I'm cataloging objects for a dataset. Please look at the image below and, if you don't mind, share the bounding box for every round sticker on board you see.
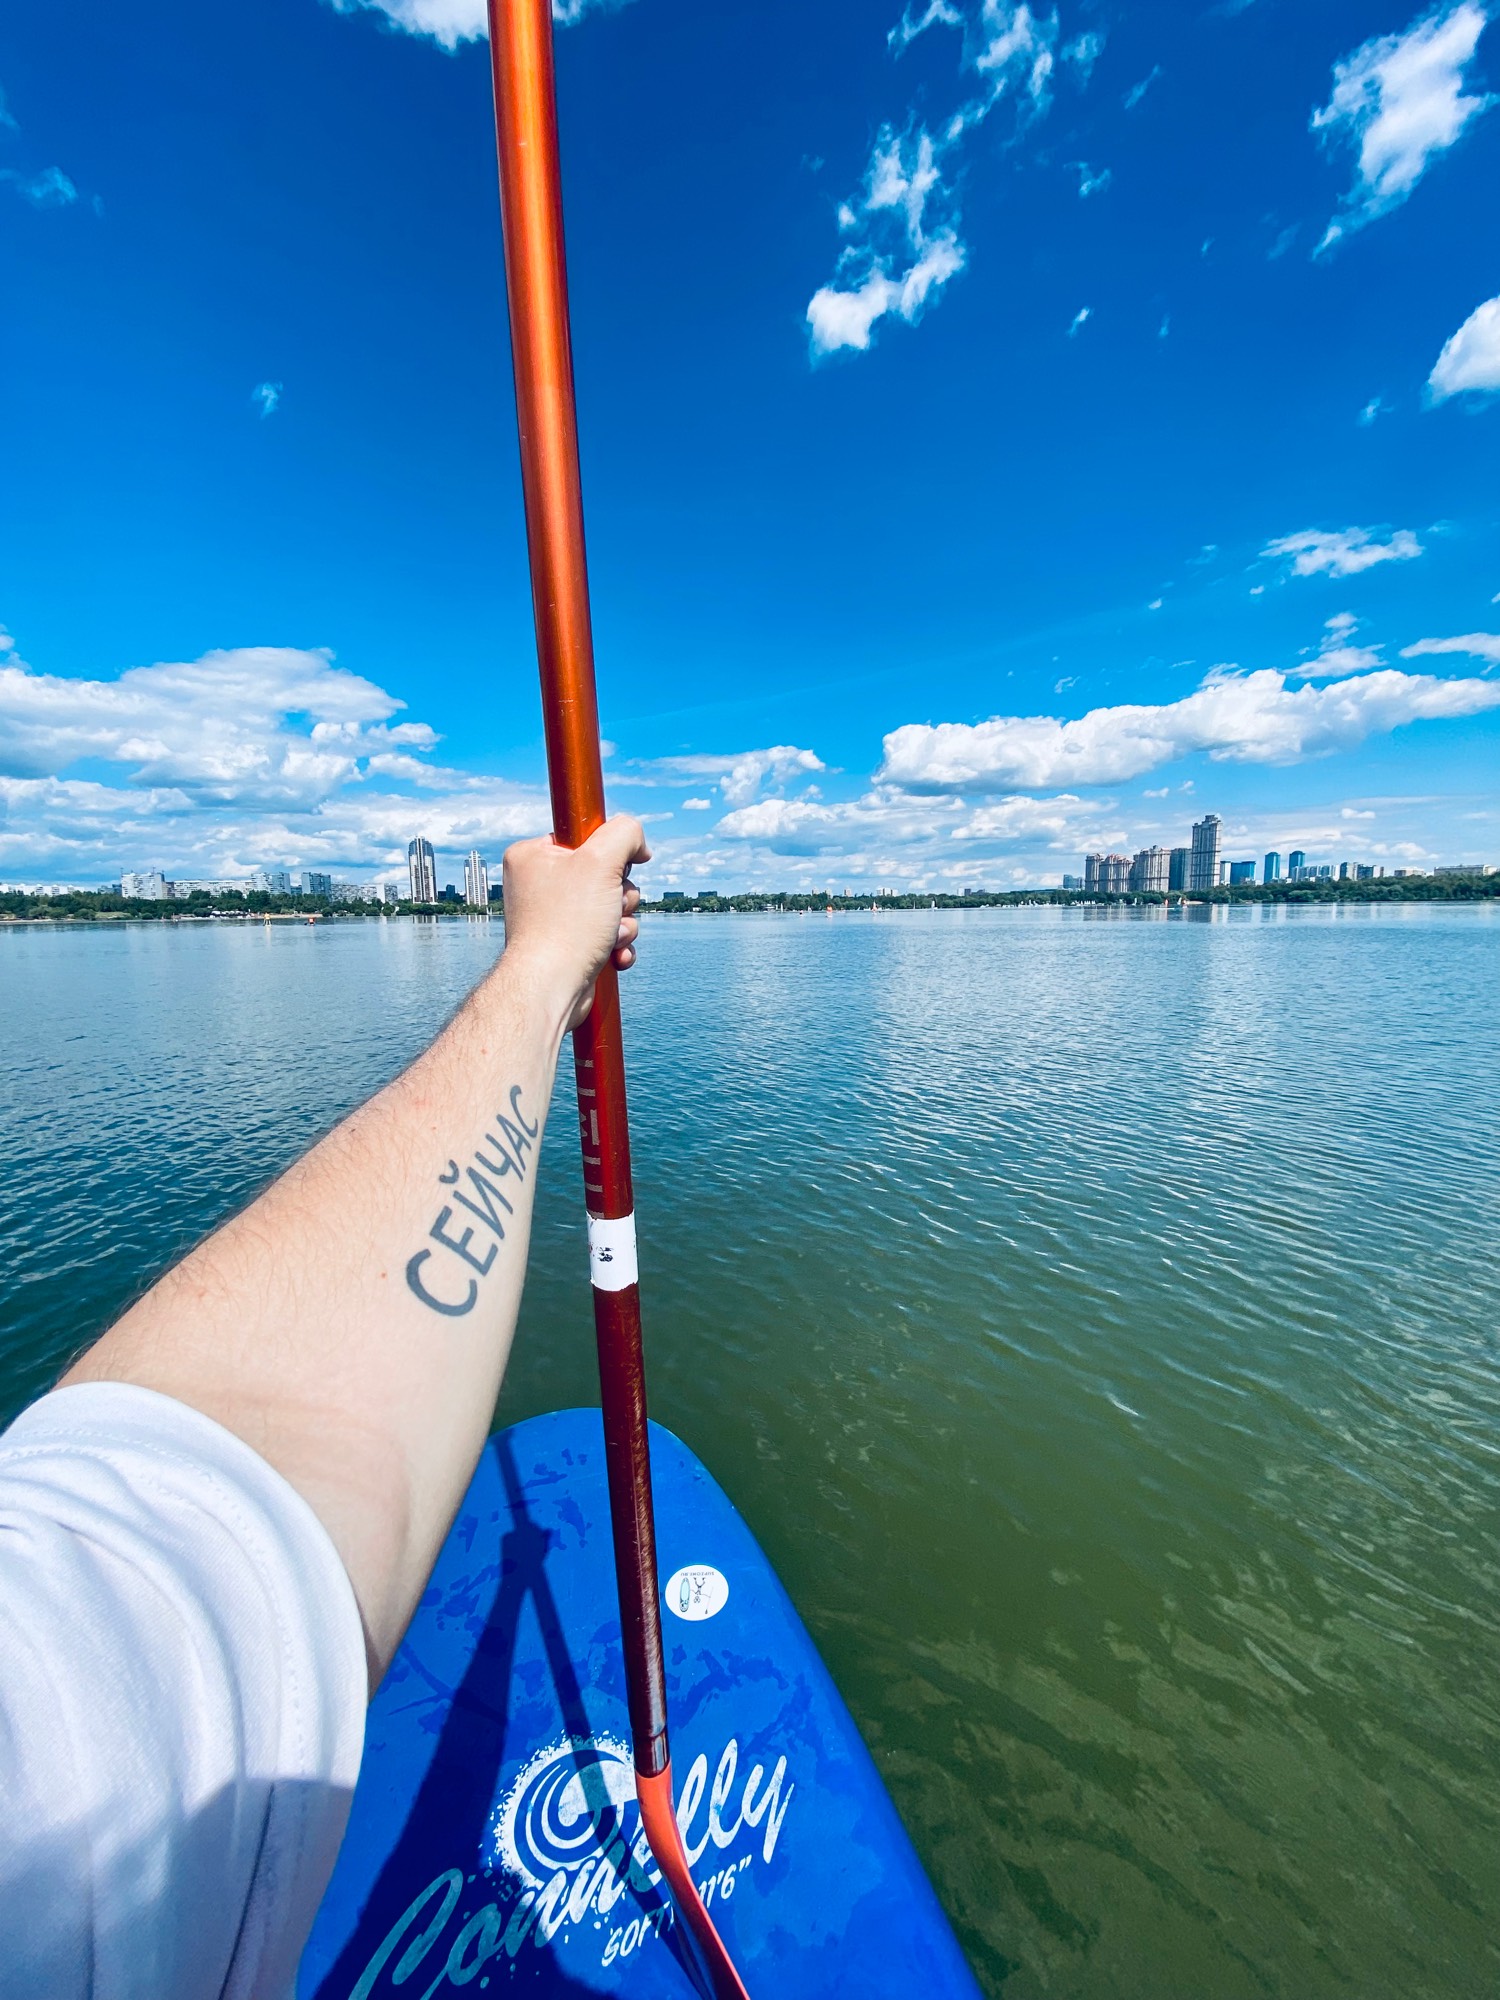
[665,1564,730,1622]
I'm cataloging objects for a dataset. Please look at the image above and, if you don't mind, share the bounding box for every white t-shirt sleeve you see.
[0,1381,368,2000]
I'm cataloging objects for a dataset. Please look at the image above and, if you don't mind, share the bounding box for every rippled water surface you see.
[3,905,1498,1997]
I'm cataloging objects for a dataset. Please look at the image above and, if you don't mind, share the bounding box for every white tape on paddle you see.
[587,1211,639,1292]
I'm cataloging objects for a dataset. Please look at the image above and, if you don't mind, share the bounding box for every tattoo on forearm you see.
[405,1084,541,1317]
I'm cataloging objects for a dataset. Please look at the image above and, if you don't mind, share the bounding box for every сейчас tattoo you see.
[405,1085,540,1317]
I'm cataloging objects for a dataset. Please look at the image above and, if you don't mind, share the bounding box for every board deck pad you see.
[299,1410,982,1998]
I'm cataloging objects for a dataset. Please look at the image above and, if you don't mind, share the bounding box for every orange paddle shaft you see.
[483,3,750,1995]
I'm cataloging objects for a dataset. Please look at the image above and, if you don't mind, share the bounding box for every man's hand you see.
[501,815,650,1028]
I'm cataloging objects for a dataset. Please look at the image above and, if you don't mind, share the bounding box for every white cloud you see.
[807,228,965,353]
[618,744,826,806]
[0,165,78,208]
[1066,305,1091,336]
[1262,525,1423,578]
[971,1,1059,119]
[889,0,963,52]
[1427,292,1500,399]
[1312,2,1493,253]
[0,641,554,881]
[1303,644,1384,677]
[1072,162,1111,197]
[714,785,1101,857]
[877,664,1500,790]
[808,2,1067,356]
[807,125,967,356]
[1123,65,1161,110]
[1061,30,1104,81]
[1358,394,1390,424]
[0,644,442,805]
[325,0,627,51]
[252,381,282,419]
[1289,610,1385,678]
[681,796,712,810]
[1401,631,1500,664]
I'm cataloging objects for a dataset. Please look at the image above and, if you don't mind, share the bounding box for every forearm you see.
[65,942,574,1680]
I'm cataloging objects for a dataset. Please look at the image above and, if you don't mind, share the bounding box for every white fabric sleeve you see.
[0,1382,368,2000]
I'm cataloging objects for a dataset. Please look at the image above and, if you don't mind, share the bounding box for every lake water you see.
[3,903,1498,1998]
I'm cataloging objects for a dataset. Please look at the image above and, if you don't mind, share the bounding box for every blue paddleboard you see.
[299,1410,982,1998]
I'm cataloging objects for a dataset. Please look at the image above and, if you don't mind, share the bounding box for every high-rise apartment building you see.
[300,870,332,897]
[408,836,437,904]
[1228,861,1255,885]
[464,850,490,910]
[1099,854,1131,894]
[121,870,167,900]
[1168,847,1190,891]
[1288,849,1306,876]
[1263,851,1282,884]
[1188,814,1222,892]
[1129,846,1170,892]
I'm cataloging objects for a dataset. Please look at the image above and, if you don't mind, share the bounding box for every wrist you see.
[487,938,586,1040]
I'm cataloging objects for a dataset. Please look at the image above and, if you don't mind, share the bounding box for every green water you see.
[3,904,1498,1997]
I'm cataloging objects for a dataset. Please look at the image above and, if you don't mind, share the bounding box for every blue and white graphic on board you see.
[298,1410,982,1997]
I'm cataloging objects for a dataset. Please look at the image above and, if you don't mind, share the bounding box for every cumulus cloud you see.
[714,785,1102,857]
[1401,631,1500,665]
[252,381,282,419]
[1427,292,1500,399]
[1262,525,1423,578]
[0,644,441,805]
[808,2,1070,356]
[325,0,627,51]
[1312,2,1493,254]
[877,664,1500,790]
[0,640,554,881]
[1066,305,1091,336]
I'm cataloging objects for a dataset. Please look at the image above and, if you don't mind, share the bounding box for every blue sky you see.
[1,0,1497,891]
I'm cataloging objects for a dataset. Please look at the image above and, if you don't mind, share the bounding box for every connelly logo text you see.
[348,1734,794,1996]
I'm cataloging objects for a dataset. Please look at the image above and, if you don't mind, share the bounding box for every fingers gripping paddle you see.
[483,4,751,1996]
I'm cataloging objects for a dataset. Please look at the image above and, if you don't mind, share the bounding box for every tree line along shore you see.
[2,872,1497,923]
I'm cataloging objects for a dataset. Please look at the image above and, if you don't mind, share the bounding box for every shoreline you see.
[2,875,1497,926]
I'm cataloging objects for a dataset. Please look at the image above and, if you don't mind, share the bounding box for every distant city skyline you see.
[14,834,504,905]
[1074,808,1456,896]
